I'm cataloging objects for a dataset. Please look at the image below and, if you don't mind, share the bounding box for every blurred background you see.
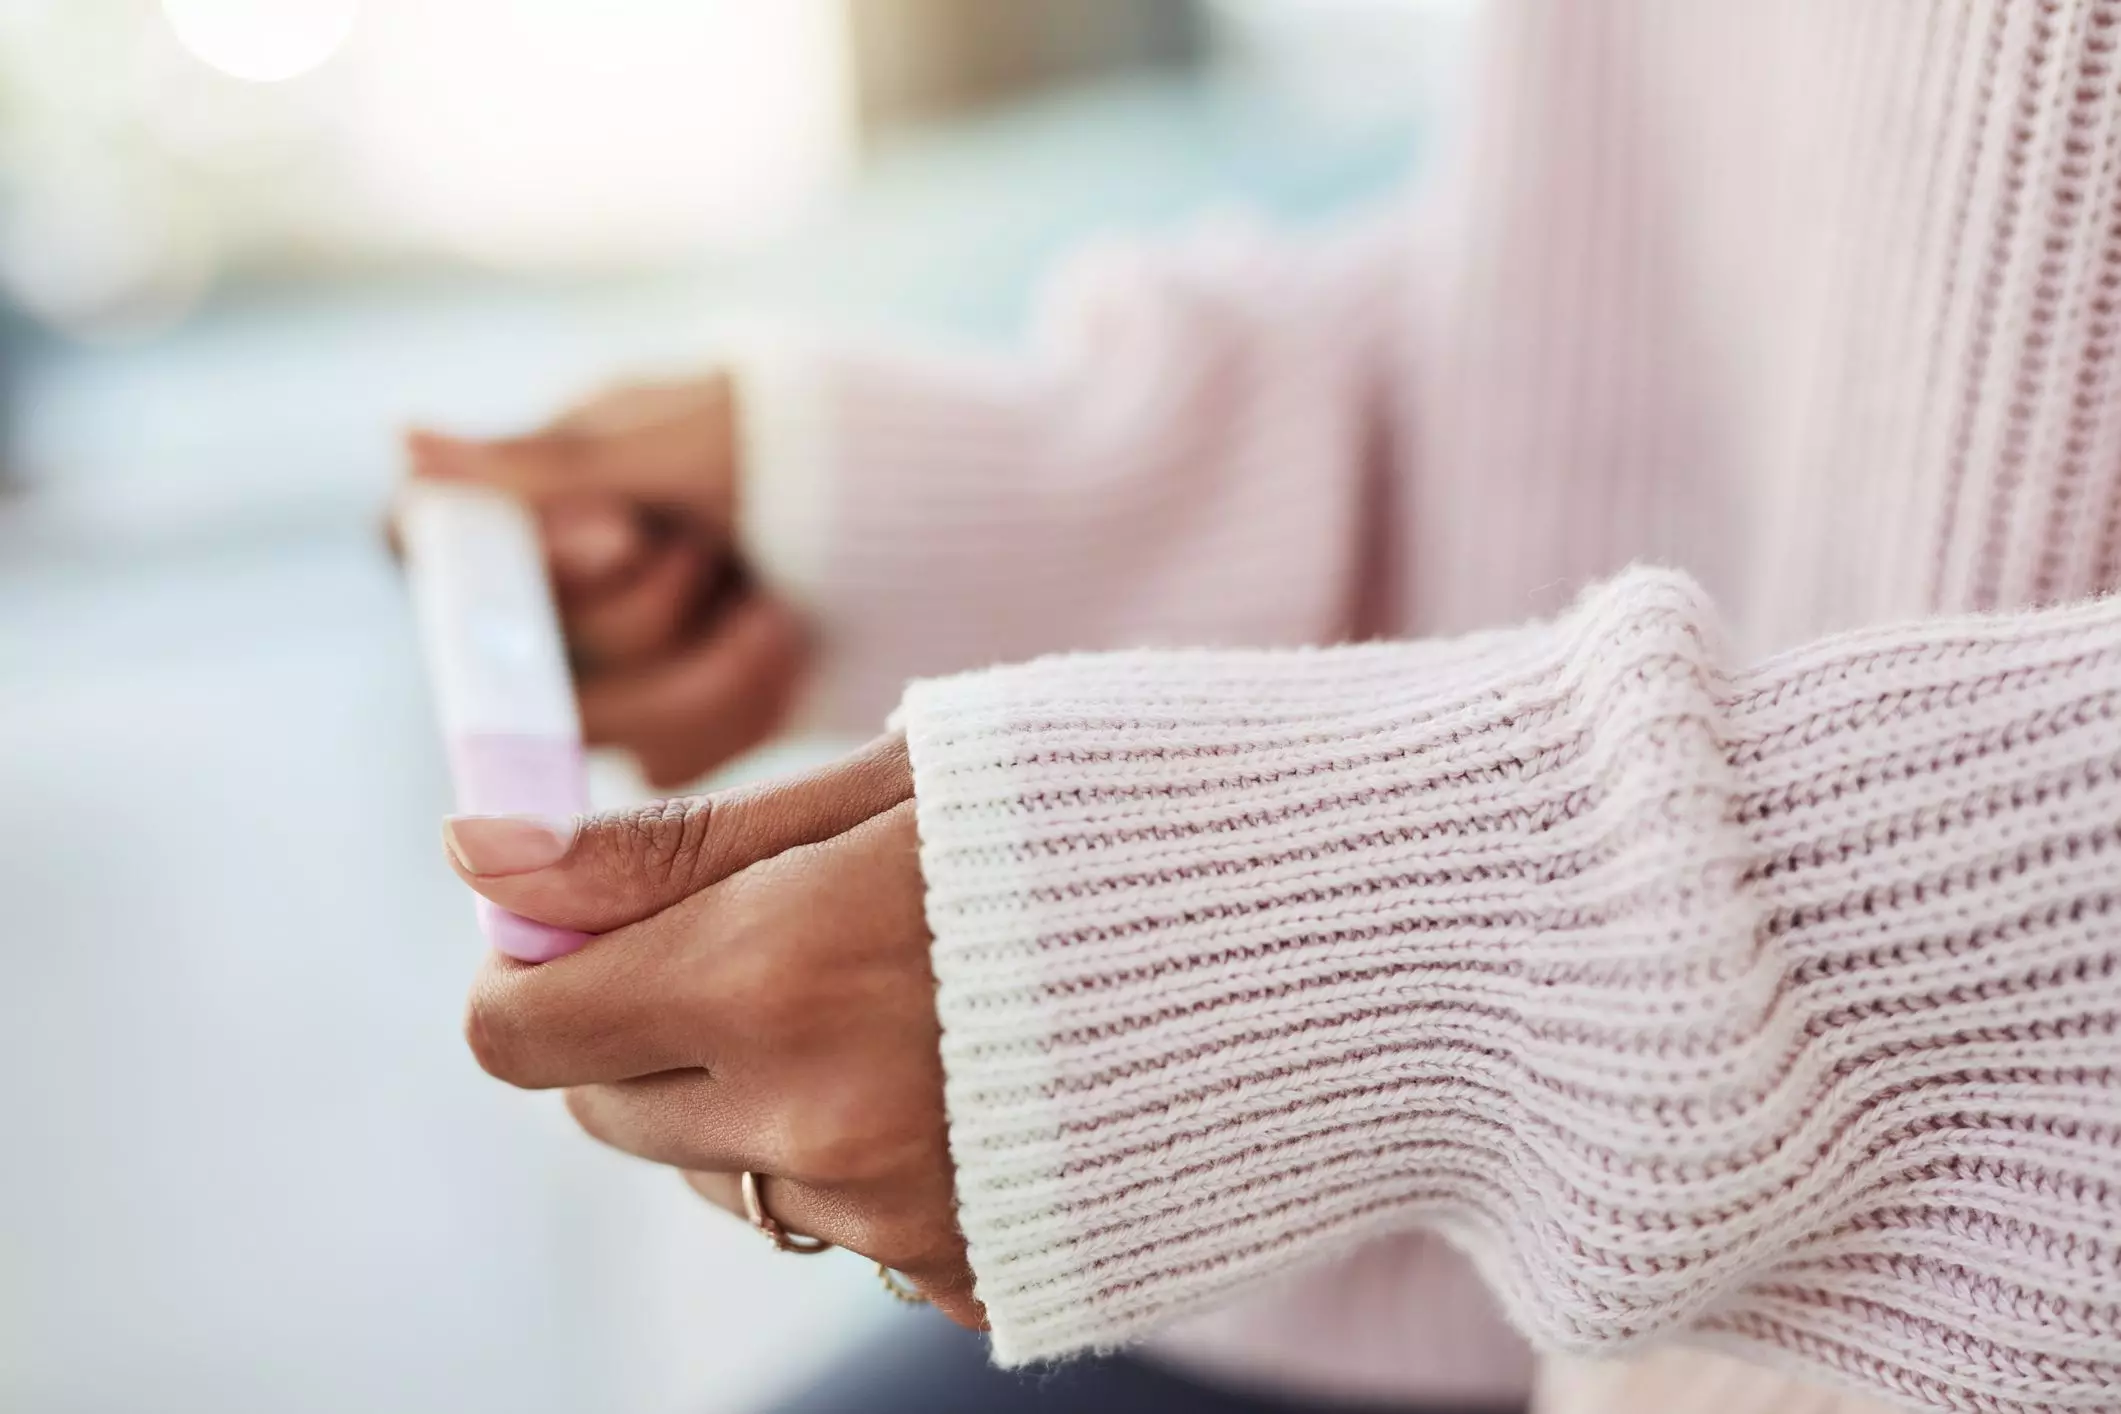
[0,2,1469,1409]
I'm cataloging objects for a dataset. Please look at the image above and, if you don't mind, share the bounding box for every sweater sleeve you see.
[731,212,1412,732]
[901,566,2121,1414]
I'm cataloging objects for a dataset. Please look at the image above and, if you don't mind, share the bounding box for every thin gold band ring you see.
[739,1171,831,1255]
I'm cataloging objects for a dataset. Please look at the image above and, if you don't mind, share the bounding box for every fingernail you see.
[443,814,578,877]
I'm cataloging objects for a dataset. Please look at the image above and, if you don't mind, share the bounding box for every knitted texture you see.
[901,569,2121,1409]
[737,215,1409,732]
[732,1,2121,1408]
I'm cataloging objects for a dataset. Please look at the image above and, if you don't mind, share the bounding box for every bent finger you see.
[564,1072,768,1173]
[578,593,808,783]
[462,930,712,1090]
[566,534,717,672]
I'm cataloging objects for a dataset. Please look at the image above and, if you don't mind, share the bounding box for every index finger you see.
[407,427,593,503]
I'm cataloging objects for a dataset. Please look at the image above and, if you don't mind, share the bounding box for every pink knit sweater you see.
[737,3,2121,1410]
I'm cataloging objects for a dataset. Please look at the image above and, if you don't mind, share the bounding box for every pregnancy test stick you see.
[400,482,591,963]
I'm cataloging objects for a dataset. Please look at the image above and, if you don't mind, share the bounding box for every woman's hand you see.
[441,734,980,1326]
[405,376,808,788]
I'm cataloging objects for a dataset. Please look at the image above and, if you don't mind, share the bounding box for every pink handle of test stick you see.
[450,731,592,963]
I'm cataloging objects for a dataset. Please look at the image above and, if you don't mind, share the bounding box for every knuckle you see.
[616,796,717,893]
[462,978,538,1088]
[461,997,511,1082]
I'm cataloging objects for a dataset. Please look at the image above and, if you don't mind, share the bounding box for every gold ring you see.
[740,1171,831,1255]
[876,1264,927,1304]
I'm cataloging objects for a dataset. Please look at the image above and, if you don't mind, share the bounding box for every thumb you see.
[441,734,913,936]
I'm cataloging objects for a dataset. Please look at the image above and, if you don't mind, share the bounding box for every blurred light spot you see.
[0,159,215,340]
[338,0,851,270]
[161,0,359,83]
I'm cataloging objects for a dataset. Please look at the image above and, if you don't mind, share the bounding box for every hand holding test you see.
[401,482,591,962]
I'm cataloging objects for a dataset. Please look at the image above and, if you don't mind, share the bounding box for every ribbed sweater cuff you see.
[902,579,1649,1363]
[902,567,2121,1390]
